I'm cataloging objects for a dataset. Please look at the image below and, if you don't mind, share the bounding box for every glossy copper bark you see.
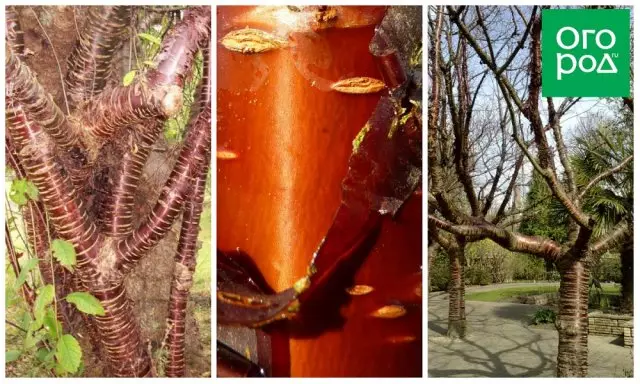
[217,5,421,377]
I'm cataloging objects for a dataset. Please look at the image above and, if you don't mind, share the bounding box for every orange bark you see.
[217,6,421,376]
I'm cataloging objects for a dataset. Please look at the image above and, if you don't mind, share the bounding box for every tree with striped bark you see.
[429,5,633,377]
[5,6,210,377]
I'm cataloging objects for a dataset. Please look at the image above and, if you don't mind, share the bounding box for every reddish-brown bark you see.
[5,6,211,377]
[217,5,421,377]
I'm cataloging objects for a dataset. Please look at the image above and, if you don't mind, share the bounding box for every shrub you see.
[429,248,450,292]
[531,308,557,325]
[512,254,547,281]
[592,252,622,283]
[465,240,513,284]
[466,267,492,286]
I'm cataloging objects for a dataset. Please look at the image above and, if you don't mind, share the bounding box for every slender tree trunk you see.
[447,240,466,339]
[620,236,633,314]
[556,259,590,377]
[427,242,438,293]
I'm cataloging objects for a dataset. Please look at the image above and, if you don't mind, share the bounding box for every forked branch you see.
[116,101,211,273]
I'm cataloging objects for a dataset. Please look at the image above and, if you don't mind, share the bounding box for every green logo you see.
[542,9,630,97]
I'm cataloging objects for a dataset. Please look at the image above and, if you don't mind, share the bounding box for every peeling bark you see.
[5,6,211,377]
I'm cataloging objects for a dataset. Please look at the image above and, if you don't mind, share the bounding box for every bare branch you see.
[589,222,631,257]
[165,163,208,377]
[578,155,633,200]
[429,214,563,262]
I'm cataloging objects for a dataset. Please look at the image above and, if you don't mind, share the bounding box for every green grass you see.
[193,188,211,295]
[191,181,211,375]
[465,284,620,302]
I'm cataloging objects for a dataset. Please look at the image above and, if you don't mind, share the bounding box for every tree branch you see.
[65,6,132,107]
[80,6,211,141]
[165,163,208,377]
[97,123,162,237]
[6,50,82,150]
[548,98,577,194]
[589,221,630,257]
[115,101,211,273]
[429,214,563,262]
[6,7,26,57]
[578,155,633,200]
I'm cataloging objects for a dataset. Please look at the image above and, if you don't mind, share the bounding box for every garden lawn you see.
[465,284,620,302]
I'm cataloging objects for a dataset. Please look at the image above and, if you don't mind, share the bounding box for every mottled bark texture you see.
[5,6,211,377]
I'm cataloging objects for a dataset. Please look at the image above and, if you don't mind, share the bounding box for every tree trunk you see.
[216,5,421,377]
[447,241,466,339]
[427,242,438,293]
[5,6,211,377]
[620,236,633,314]
[556,259,590,377]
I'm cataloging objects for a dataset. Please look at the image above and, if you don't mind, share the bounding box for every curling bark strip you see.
[6,7,25,57]
[98,123,162,237]
[217,6,423,376]
[165,165,208,377]
[81,6,211,141]
[116,102,211,273]
[5,105,101,269]
[6,50,80,149]
[91,281,151,377]
[65,6,132,107]
[217,92,421,326]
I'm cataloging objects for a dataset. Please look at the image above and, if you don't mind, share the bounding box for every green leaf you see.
[25,180,39,200]
[55,334,82,374]
[9,179,38,206]
[6,288,18,308]
[33,284,55,329]
[138,32,162,46]
[14,258,39,290]
[20,311,32,331]
[23,329,42,350]
[35,347,55,363]
[44,308,62,339]
[10,179,28,206]
[123,70,136,86]
[65,292,105,316]
[51,239,76,272]
[143,60,156,68]
[6,350,21,363]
